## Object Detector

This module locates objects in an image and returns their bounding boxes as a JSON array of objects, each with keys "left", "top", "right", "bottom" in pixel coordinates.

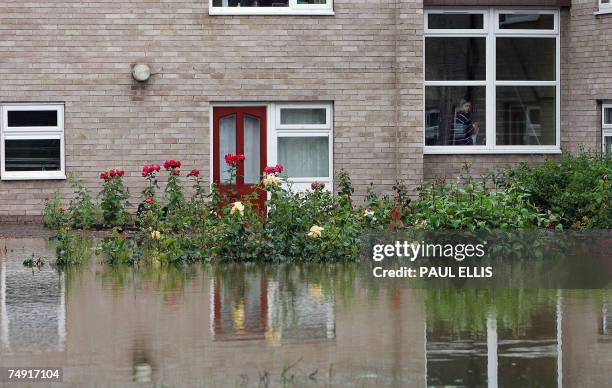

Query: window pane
[
  {"left": 604, "top": 108, "right": 612, "bottom": 125},
  {"left": 219, "top": 114, "right": 236, "bottom": 182},
  {"left": 280, "top": 108, "right": 326, "bottom": 125},
  {"left": 496, "top": 86, "right": 556, "bottom": 146},
  {"left": 426, "top": 37, "right": 486, "bottom": 81},
  {"left": 243, "top": 114, "right": 261, "bottom": 184},
  {"left": 212, "top": 0, "right": 288, "bottom": 7},
  {"left": 499, "top": 14, "right": 555, "bottom": 30},
  {"left": 7, "top": 110, "right": 58, "bottom": 127},
  {"left": 278, "top": 137, "right": 329, "bottom": 178},
  {"left": 297, "top": 0, "right": 327, "bottom": 4},
  {"left": 425, "top": 86, "right": 486, "bottom": 146},
  {"left": 428, "top": 14, "right": 484, "bottom": 29},
  {"left": 497, "top": 38, "right": 556, "bottom": 81},
  {"left": 605, "top": 136, "right": 612, "bottom": 155},
  {"left": 4, "top": 139, "right": 61, "bottom": 171}
]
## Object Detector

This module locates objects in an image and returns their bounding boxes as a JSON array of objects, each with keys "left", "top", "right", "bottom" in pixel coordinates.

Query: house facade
[{"left": 0, "top": 0, "right": 610, "bottom": 220}]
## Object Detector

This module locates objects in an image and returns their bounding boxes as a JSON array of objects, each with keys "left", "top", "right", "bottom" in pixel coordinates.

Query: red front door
[{"left": 213, "top": 107, "right": 267, "bottom": 210}]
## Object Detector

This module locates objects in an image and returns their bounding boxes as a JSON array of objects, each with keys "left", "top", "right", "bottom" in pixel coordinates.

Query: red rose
[
  {"left": 152, "top": 164, "right": 160, "bottom": 172},
  {"left": 100, "top": 172, "right": 109, "bottom": 180},
  {"left": 118, "top": 170, "right": 125, "bottom": 177},
  {"left": 109, "top": 169, "right": 117, "bottom": 178},
  {"left": 311, "top": 181, "right": 325, "bottom": 190},
  {"left": 188, "top": 169, "right": 200, "bottom": 177},
  {"left": 145, "top": 197, "right": 154, "bottom": 205},
  {"left": 171, "top": 169, "right": 181, "bottom": 175},
  {"left": 225, "top": 154, "right": 245, "bottom": 166},
  {"left": 275, "top": 164, "right": 284, "bottom": 173},
  {"left": 264, "top": 166, "right": 275, "bottom": 174},
  {"left": 142, "top": 165, "right": 152, "bottom": 177}
]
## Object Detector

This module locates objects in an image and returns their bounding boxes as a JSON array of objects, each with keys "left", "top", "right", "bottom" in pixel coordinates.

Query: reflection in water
[
  {"left": 210, "top": 264, "right": 335, "bottom": 343},
  {"left": 0, "top": 237, "right": 610, "bottom": 387},
  {"left": 425, "top": 290, "right": 561, "bottom": 388},
  {"left": 0, "top": 244, "right": 66, "bottom": 354}
]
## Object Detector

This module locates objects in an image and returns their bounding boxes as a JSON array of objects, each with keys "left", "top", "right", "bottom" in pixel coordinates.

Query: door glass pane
[
  {"left": 219, "top": 114, "right": 236, "bottom": 183},
  {"left": 243, "top": 115, "right": 261, "bottom": 184},
  {"left": 428, "top": 13, "right": 484, "bottom": 30},
  {"left": 604, "top": 108, "right": 612, "bottom": 125},
  {"left": 7, "top": 110, "right": 58, "bottom": 127},
  {"left": 499, "top": 14, "right": 555, "bottom": 30},
  {"left": 497, "top": 38, "right": 556, "bottom": 81},
  {"left": 426, "top": 37, "right": 486, "bottom": 81},
  {"left": 425, "top": 86, "right": 486, "bottom": 146},
  {"left": 211, "top": 0, "right": 288, "bottom": 7},
  {"left": 605, "top": 136, "right": 612, "bottom": 155},
  {"left": 280, "top": 108, "right": 326, "bottom": 125},
  {"left": 496, "top": 86, "right": 556, "bottom": 146},
  {"left": 278, "top": 137, "right": 329, "bottom": 178},
  {"left": 4, "top": 139, "right": 61, "bottom": 171}
]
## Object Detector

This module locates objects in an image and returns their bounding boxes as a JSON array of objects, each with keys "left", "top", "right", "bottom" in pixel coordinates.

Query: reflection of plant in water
[
  {"left": 97, "top": 262, "right": 198, "bottom": 300},
  {"left": 424, "top": 289, "right": 558, "bottom": 339}
]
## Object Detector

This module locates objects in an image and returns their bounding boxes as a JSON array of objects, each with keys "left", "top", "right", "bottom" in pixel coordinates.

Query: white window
[
  {"left": 0, "top": 104, "right": 65, "bottom": 180},
  {"left": 209, "top": 0, "right": 333, "bottom": 16},
  {"left": 272, "top": 103, "right": 333, "bottom": 191},
  {"left": 603, "top": 104, "right": 612, "bottom": 155},
  {"left": 424, "top": 9, "right": 560, "bottom": 154},
  {"left": 599, "top": 0, "right": 612, "bottom": 14}
]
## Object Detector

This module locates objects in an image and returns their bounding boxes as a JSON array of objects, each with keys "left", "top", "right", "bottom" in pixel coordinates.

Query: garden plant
[{"left": 42, "top": 153, "right": 611, "bottom": 266}]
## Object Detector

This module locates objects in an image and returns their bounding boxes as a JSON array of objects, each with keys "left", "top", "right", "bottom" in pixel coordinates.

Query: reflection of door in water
[{"left": 212, "top": 107, "right": 267, "bottom": 210}]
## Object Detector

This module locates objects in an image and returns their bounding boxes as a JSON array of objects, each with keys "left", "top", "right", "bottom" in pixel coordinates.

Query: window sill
[
  {"left": 209, "top": 8, "right": 334, "bottom": 16},
  {"left": 594, "top": 9, "right": 612, "bottom": 16},
  {"left": 1, "top": 172, "right": 66, "bottom": 181},
  {"left": 424, "top": 147, "right": 562, "bottom": 155}
]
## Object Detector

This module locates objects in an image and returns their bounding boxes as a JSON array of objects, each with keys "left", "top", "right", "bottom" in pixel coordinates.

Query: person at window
[{"left": 452, "top": 99, "right": 480, "bottom": 145}]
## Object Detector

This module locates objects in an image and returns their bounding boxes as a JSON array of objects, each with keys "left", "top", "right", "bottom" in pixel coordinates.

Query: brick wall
[
  {"left": 0, "top": 1, "right": 608, "bottom": 219},
  {"left": 0, "top": 0, "right": 424, "bottom": 219}
]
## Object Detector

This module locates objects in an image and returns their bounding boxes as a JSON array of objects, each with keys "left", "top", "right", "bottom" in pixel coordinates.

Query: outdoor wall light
[{"left": 132, "top": 64, "right": 151, "bottom": 82}]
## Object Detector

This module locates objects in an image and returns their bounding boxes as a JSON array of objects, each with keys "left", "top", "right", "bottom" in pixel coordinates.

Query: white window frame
[
  {"left": 0, "top": 104, "right": 66, "bottom": 180},
  {"left": 603, "top": 103, "right": 612, "bottom": 154},
  {"left": 423, "top": 8, "right": 561, "bottom": 155},
  {"left": 597, "top": 0, "right": 612, "bottom": 15},
  {"left": 209, "top": 102, "right": 333, "bottom": 191},
  {"left": 209, "top": 0, "right": 334, "bottom": 16}
]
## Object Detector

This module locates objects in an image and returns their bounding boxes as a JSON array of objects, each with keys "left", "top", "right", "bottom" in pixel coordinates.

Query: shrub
[
  {"left": 43, "top": 191, "right": 69, "bottom": 229},
  {"left": 67, "top": 174, "right": 100, "bottom": 229},
  {"left": 506, "top": 153, "right": 612, "bottom": 228},
  {"left": 53, "top": 227, "right": 94, "bottom": 266},
  {"left": 413, "top": 174, "right": 554, "bottom": 230},
  {"left": 98, "top": 169, "right": 130, "bottom": 226}
]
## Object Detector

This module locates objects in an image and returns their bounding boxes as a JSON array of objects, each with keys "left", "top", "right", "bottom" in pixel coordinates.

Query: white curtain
[
  {"left": 219, "top": 114, "right": 236, "bottom": 182},
  {"left": 243, "top": 115, "right": 260, "bottom": 184},
  {"left": 278, "top": 137, "right": 329, "bottom": 178}
]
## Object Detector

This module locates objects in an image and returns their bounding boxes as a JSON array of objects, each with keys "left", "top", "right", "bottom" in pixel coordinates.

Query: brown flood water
[{"left": 0, "top": 237, "right": 611, "bottom": 387}]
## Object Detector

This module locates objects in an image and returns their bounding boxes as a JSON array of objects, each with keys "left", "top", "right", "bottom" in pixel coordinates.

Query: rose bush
[{"left": 46, "top": 153, "right": 609, "bottom": 265}]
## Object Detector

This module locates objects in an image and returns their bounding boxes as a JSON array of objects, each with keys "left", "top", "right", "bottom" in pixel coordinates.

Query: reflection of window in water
[
  {"left": 602, "top": 302, "right": 612, "bottom": 335},
  {"left": 425, "top": 290, "right": 561, "bottom": 388},
  {"left": 0, "top": 257, "right": 66, "bottom": 352},
  {"left": 210, "top": 271, "right": 335, "bottom": 342}
]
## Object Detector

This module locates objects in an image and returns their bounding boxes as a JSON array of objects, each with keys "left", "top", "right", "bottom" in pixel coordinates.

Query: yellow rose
[
  {"left": 230, "top": 201, "right": 245, "bottom": 216},
  {"left": 307, "top": 225, "right": 324, "bottom": 239},
  {"left": 262, "top": 174, "right": 281, "bottom": 188}
]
